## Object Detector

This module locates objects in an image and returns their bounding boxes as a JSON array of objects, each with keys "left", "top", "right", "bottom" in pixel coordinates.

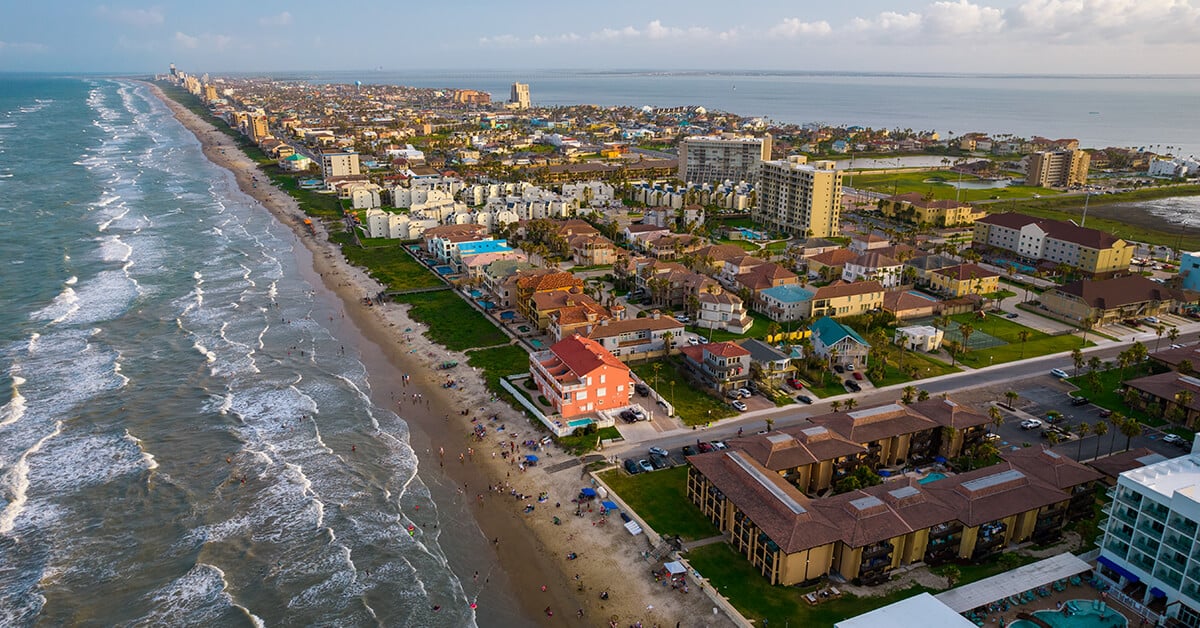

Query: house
[
  {"left": 587, "top": 313, "right": 684, "bottom": 360},
  {"left": 280, "top": 153, "right": 312, "bottom": 172},
  {"left": 735, "top": 262, "right": 801, "bottom": 300},
  {"left": 904, "top": 254, "right": 961, "bottom": 286},
  {"left": 1039, "top": 275, "right": 1178, "bottom": 326},
  {"left": 692, "top": 243, "right": 759, "bottom": 274},
  {"left": 623, "top": 224, "right": 671, "bottom": 249},
  {"left": 569, "top": 233, "right": 618, "bottom": 267},
  {"left": 529, "top": 335, "right": 632, "bottom": 419},
  {"left": 697, "top": 290, "right": 754, "bottom": 334},
  {"left": 842, "top": 252, "right": 903, "bottom": 288},
  {"left": 882, "top": 290, "right": 940, "bottom": 321},
  {"left": 516, "top": 271, "right": 585, "bottom": 322},
  {"left": 679, "top": 341, "right": 752, "bottom": 393},
  {"left": 740, "top": 338, "right": 795, "bottom": 388},
  {"left": 758, "top": 285, "right": 814, "bottom": 322},
  {"left": 894, "top": 325, "right": 944, "bottom": 352},
  {"left": 720, "top": 255, "right": 768, "bottom": 287},
  {"left": 972, "top": 213, "right": 1133, "bottom": 279},
  {"left": 811, "top": 281, "right": 885, "bottom": 319},
  {"left": 849, "top": 233, "right": 891, "bottom": 254},
  {"left": 809, "top": 316, "right": 870, "bottom": 369},
  {"left": 482, "top": 260, "right": 537, "bottom": 308},
  {"left": 644, "top": 233, "right": 704, "bottom": 260},
  {"left": 531, "top": 288, "right": 607, "bottom": 332},
  {"left": 807, "top": 248, "right": 859, "bottom": 281},
  {"left": 927, "top": 263, "right": 1000, "bottom": 298},
  {"left": 879, "top": 193, "right": 986, "bottom": 228}
]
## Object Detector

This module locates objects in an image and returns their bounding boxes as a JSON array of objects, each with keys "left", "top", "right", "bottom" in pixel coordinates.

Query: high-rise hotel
[{"left": 754, "top": 156, "right": 842, "bottom": 239}]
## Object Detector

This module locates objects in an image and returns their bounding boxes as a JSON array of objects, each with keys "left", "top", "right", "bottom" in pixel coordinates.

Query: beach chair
[{"left": 1069, "top": 575, "right": 1082, "bottom": 586}]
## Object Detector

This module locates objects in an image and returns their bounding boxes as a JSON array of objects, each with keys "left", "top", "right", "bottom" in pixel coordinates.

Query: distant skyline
[{"left": 2, "top": 0, "right": 1199, "bottom": 75}]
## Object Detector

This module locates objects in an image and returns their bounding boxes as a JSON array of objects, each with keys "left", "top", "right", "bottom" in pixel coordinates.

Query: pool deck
[{"left": 973, "top": 586, "right": 1138, "bottom": 627}]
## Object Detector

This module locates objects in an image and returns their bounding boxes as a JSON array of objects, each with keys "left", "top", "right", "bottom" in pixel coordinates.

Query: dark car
[
  {"left": 681, "top": 445, "right": 696, "bottom": 456},
  {"left": 623, "top": 459, "right": 641, "bottom": 475},
  {"left": 1069, "top": 396, "right": 1090, "bottom": 406},
  {"left": 1098, "top": 408, "right": 1113, "bottom": 418},
  {"left": 1005, "top": 312, "right": 1019, "bottom": 319},
  {"left": 620, "top": 409, "right": 637, "bottom": 423},
  {"left": 697, "top": 442, "right": 714, "bottom": 453},
  {"left": 834, "top": 364, "right": 846, "bottom": 374},
  {"left": 845, "top": 379, "right": 862, "bottom": 392},
  {"left": 797, "top": 395, "right": 814, "bottom": 404},
  {"left": 853, "top": 371, "right": 863, "bottom": 381},
  {"left": 634, "top": 383, "right": 650, "bottom": 396},
  {"left": 649, "top": 454, "right": 669, "bottom": 470}
]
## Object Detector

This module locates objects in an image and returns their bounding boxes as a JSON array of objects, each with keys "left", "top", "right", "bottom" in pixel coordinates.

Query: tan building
[
  {"left": 1026, "top": 149, "right": 1090, "bottom": 188},
  {"left": 879, "top": 193, "right": 986, "bottom": 228},
  {"left": 515, "top": 271, "right": 584, "bottom": 323},
  {"left": 1039, "top": 275, "right": 1177, "bottom": 326},
  {"left": 810, "top": 280, "right": 885, "bottom": 319},
  {"left": 755, "top": 156, "right": 842, "bottom": 238},
  {"left": 973, "top": 213, "right": 1133, "bottom": 278},
  {"left": 927, "top": 263, "right": 1000, "bottom": 298},
  {"left": 510, "top": 82, "right": 531, "bottom": 109},
  {"left": 678, "top": 134, "right": 773, "bottom": 185}
]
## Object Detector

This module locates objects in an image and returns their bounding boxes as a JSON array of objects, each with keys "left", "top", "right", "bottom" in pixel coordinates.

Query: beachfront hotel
[
  {"left": 754, "top": 155, "right": 842, "bottom": 239},
  {"left": 1096, "top": 439, "right": 1200, "bottom": 625},
  {"left": 971, "top": 213, "right": 1134, "bottom": 278},
  {"left": 1025, "top": 149, "right": 1090, "bottom": 188},
  {"left": 677, "top": 134, "right": 773, "bottom": 185}
]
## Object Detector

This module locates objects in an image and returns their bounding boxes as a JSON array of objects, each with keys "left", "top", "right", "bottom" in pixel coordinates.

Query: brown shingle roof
[
  {"left": 1001, "top": 446, "right": 1104, "bottom": 491},
  {"left": 810, "top": 249, "right": 858, "bottom": 266},
  {"left": 934, "top": 263, "right": 1000, "bottom": 281},
  {"left": 586, "top": 315, "right": 684, "bottom": 339},
  {"left": 813, "top": 280, "right": 885, "bottom": 300},
  {"left": 517, "top": 271, "right": 584, "bottom": 292},
  {"left": 906, "top": 397, "right": 992, "bottom": 430},
  {"left": 1053, "top": 275, "right": 1174, "bottom": 310},
  {"left": 1087, "top": 448, "right": 1167, "bottom": 481},
  {"left": 922, "top": 463, "right": 1067, "bottom": 527},
  {"left": 808, "top": 403, "right": 938, "bottom": 444},
  {"left": 705, "top": 341, "right": 751, "bottom": 358},
  {"left": 977, "top": 213, "right": 1122, "bottom": 249}
]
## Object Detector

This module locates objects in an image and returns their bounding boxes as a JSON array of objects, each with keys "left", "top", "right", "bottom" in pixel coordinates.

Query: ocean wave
[
  {"left": 29, "top": 283, "right": 79, "bottom": 324},
  {"left": 0, "top": 374, "right": 26, "bottom": 428},
  {"left": 127, "top": 563, "right": 265, "bottom": 628},
  {"left": 55, "top": 269, "right": 138, "bottom": 326},
  {"left": 0, "top": 420, "right": 63, "bottom": 535}
]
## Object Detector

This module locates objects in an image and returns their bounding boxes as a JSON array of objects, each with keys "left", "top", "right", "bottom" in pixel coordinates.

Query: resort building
[
  {"left": 528, "top": 335, "right": 631, "bottom": 419},
  {"left": 1120, "top": 371, "right": 1200, "bottom": 429},
  {"left": 510, "top": 82, "right": 531, "bottom": 109},
  {"left": 679, "top": 341, "right": 752, "bottom": 394},
  {"left": 1025, "top": 149, "right": 1090, "bottom": 188},
  {"left": 1039, "top": 275, "right": 1177, "bottom": 326},
  {"left": 755, "top": 156, "right": 842, "bottom": 238},
  {"left": 810, "top": 281, "right": 885, "bottom": 319},
  {"left": 972, "top": 213, "right": 1133, "bottom": 278},
  {"left": 1096, "top": 439, "right": 1200, "bottom": 625},
  {"left": 321, "top": 151, "right": 361, "bottom": 178},
  {"left": 1181, "top": 252, "right": 1200, "bottom": 293},
  {"left": 879, "top": 193, "right": 986, "bottom": 228},
  {"left": 927, "top": 263, "right": 1000, "bottom": 298},
  {"left": 677, "top": 134, "right": 773, "bottom": 185}
]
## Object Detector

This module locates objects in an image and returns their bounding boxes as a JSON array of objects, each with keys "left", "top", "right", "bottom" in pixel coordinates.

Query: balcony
[
  {"left": 1113, "top": 508, "right": 1139, "bottom": 527},
  {"left": 860, "top": 557, "right": 891, "bottom": 575},
  {"left": 930, "top": 523, "right": 963, "bottom": 539},
  {"left": 1144, "top": 504, "right": 1170, "bottom": 523},
  {"left": 1165, "top": 534, "right": 1193, "bottom": 554},
  {"left": 861, "top": 543, "right": 894, "bottom": 560},
  {"left": 979, "top": 521, "right": 1008, "bottom": 537},
  {"left": 1169, "top": 516, "right": 1199, "bottom": 537},
  {"left": 925, "top": 543, "right": 959, "bottom": 564},
  {"left": 975, "top": 533, "right": 1005, "bottom": 551}
]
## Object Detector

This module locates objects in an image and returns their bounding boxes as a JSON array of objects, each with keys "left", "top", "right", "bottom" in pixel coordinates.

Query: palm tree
[
  {"left": 662, "top": 331, "right": 674, "bottom": 351},
  {"left": 831, "top": 400, "right": 842, "bottom": 412},
  {"left": 1087, "top": 356, "right": 1102, "bottom": 373},
  {"left": 1071, "top": 348, "right": 1084, "bottom": 377},
  {"left": 1174, "top": 389, "right": 1194, "bottom": 426},
  {"left": 1118, "top": 416, "right": 1142, "bottom": 452},
  {"left": 917, "top": 389, "right": 931, "bottom": 401},
  {"left": 1169, "top": 326, "right": 1180, "bottom": 346},
  {"left": 988, "top": 406, "right": 1003, "bottom": 433},
  {"left": 1046, "top": 431, "right": 1062, "bottom": 446},
  {"left": 901, "top": 385, "right": 917, "bottom": 405},
  {"left": 1155, "top": 325, "right": 1166, "bottom": 352},
  {"left": 1004, "top": 390, "right": 1019, "bottom": 409},
  {"left": 845, "top": 398, "right": 858, "bottom": 410},
  {"left": 765, "top": 418, "right": 775, "bottom": 432},
  {"left": 957, "top": 323, "right": 975, "bottom": 359},
  {"left": 1077, "top": 422, "right": 1091, "bottom": 459},
  {"left": 1093, "top": 421, "right": 1108, "bottom": 459},
  {"left": 651, "top": 362, "right": 662, "bottom": 391},
  {"left": 1017, "top": 330, "right": 1032, "bottom": 359}
]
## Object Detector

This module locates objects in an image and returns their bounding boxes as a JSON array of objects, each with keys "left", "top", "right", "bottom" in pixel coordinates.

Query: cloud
[
  {"left": 0, "top": 40, "right": 48, "bottom": 53},
  {"left": 173, "top": 31, "right": 231, "bottom": 51},
  {"left": 480, "top": 20, "right": 737, "bottom": 47},
  {"left": 258, "top": 11, "right": 292, "bottom": 27},
  {"left": 95, "top": 5, "right": 165, "bottom": 28},
  {"left": 768, "top": 18, "right": 833, "bottom": 39}
]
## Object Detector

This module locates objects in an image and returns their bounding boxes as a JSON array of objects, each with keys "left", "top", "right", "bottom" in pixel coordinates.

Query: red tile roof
[{"left": 548, "top": 335, "right": 627, "bottom": 377}]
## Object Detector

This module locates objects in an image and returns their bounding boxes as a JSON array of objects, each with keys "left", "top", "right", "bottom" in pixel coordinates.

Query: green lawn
[
  {"left": 765, "top": 240, "right": 791, "bottom": 252},
  {"left": 1066, "top": 363, "right": 1168, "bottom": 427},
  {"left": 569, "top": 263, "right": 613, "bottom": 272},
  {"left": 714, "top": 217, "right": 756, "bottom": 229},
  {"left": 598, "top": 466, "right": 719, "bottom": 540},
  {"left": 687, "top": 543, "right": 932, "bottom": 626},
  {"left": 396, "top": 291, "right": 508, "bottom": 351},
  {"left": 871, "top": 351, "right": 959, "bottom": 387},
  {"left": 693, "top": 310, "right": 776, "bottom": 343},
  {"left": 466, "top": 344, "right": 530, "bottom": 396},
  {"left": 852, "top": 171, "right": 1060, "bottom": 203},
  {"left": 558, "top": 426, "right": 620, "bottom": 455},
  {"left": 715, "top": 238, "right": 760, "bottom": 252},
  {"left": 630, "top": 359, "right": 736, "bottom": 426},
  {"left": 329, "top": 233, "right": 444, "bottom": 292},
  {"left": 930, "top": 554, "right": 1037, "bottom": 588},
  {"left": 945, "top": 313, "right": 1089, "bottom": 368},
  {"left": 265, "top": 167, "right": 344, "bottom": 219},
  {"left": 805, "top": 370, "right": 853, "bottom": 399}
]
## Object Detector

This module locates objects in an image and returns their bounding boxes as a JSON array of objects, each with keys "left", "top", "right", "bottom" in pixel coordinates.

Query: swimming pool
[
  {"left": 739, "top": 228, "right": 767, "bottom": 241},
  {"left": 1008, "top": 599, "right": 1126, "bottom": 627},
  {"left": 918, "top": 472, "right": 947, "bottom": 484},
  {"left": 906, "top": 290, "right": 938, "bottom": 302},
  {"left": 530, "top": 339, "right": 544, "bottom": 349},
  {"left": 434, "top": 265, "right": 455, "bottom": 275},
  {"left": 568, "top": 418, "right": 594, "bottom": 428}
]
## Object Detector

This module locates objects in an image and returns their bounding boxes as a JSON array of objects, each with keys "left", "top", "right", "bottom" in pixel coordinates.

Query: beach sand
[{"left": 148, "top": 83, "right": 733, "bottom": 628}]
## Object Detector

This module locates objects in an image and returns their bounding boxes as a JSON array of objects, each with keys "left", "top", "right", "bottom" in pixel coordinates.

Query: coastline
[{"left": 145, "top": 82, "right": 731, "bottom": 627}]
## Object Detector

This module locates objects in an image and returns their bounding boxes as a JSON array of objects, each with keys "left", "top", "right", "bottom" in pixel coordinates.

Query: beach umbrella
[
  {"left": 601, "top": 500, "right": 618, "bottom": 510},
  {"left": 935, "top": 456, "right": 948, "bottom": 464},
  {"left": 525, "top": 454, "right": 538, "bottom": 462},
  {"left": 580, "top": 487, "right": 597, "bottom": 497}
]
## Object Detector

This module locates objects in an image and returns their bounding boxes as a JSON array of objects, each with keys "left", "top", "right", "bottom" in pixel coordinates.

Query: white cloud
[
  {"left": 481, "top": 20, "right": 737, "bottom": 47},
  {"left": 95, "top": 5, "right": 165, "bottom": 28},
  {"left": 768, "top": 18, "right": 833, "bottom": 39},
  {"left": 258, "top": 11, "right": 292, "bottom": 27},
  {"left": 0, "top": 40, "right": 48, "bottom": 53},
  {"left": 173, "top": 31, "right": 231, "bottom": 51}
]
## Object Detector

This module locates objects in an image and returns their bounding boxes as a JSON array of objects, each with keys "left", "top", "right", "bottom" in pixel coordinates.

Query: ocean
[
  {"left": 0, "top": 77, "right": 489, "bottom": 626},
  {"left": 296, "top": 69, "right": 1200, "bottom": 159}
]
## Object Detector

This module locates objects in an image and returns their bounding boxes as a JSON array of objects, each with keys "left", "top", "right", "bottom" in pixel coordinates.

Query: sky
[{"left": 2, "top": 0, "right": 1199, "bottom": 74}]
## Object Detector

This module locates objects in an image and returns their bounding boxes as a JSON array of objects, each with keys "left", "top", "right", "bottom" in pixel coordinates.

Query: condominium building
[
  {"left": 972, "top": 213, "right": 1133, "bottom": 278},
  {"left": 510, "top": 82, "right": 531, "bottom": 109},
  {"left": 246, "top": 114, "right": 270, "bottom": 143},
  {"left": 321, "top": 151, "right": 361, "bottom": 178},
  {"left": 1026, "top": 149, "right": 1090, "bottom": 188},
  {"left": 879, "top": 192, "right": 987, "bottom": 228},
  {"left": 678, "top": 134, "right": 773, "bottom": 185},
  {"left": 755, "top": 156, "right": 842, "bottom": 238},
  {"left": 1096, "top": 440, "right": 1200, "bottom": 625}
]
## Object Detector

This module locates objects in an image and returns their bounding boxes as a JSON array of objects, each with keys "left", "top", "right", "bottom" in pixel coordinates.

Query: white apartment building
[
  {"left": 678, "top": 134, "right": 772, "bottom": 185},
  {"left": 321, "top": 151, "right": 360, "bottom": 178},
  {"left": 755, "top": 156, "right": 842, "bottom": 238},
  {"left": 842, "top": 252, "right": 904, "bottom": 288},
  {"left": 1149, "top": 158, "right": 1200, "bottom": 179},
  {"left": 1097, "top": 441, "right": 1200, "bottom": 626},
  {"left": 697, "top": 291, "right": 753, "bottom": 334}
]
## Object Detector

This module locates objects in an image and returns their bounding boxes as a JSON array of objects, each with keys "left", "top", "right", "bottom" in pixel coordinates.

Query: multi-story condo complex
[
  {"left": 755, "top": 156, "right": 842, "bottom": 238},
  {"left": 1096, "top": 440, "right": 1200, "bottom": 626},
  {"left": 678, "top": 134, "right": 772, "bottom": 185},
  {"left": 973, "top": 213, "right": 1133, "bottom": 278},
  {"left": 879, "top": 193, "right": 986, "bottom": 228},
  {"left": 1026, "top": 149, "right": 1090, "bottom": 188},
  {"left": 321, "top": 151, "right": 361, "bottom": 179},
  {"left": 510, "top": 82, "right": 531, "bottom": 109}
]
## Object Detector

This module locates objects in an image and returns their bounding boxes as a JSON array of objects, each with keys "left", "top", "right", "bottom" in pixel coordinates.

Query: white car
[
  {"left": 688, "top": 337, "right": 700, "bottom": 345},
  {"left": 1143, "top": 316, "right": 1160, "bottom": 324},
  {"left": 731, "top": 400, "right": 747, "bottom": 412},
  {"left": 845, "top": 363, "right": 855, "bottom": 372},
  {"left": 1162, "top": 434, "right": 1187, "bottom": 447},
  {"left": 1050, "top": 368, "right": 1069, "bottom": 379},
  {"left": 736, "top": 388, "right": 753, "bottom": 398},
  {"left": 1021, "top": 419, "right": 1043, "bottom": 430}
]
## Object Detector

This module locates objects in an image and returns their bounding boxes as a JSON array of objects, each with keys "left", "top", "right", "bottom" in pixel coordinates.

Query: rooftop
[{"left": 1121, "top": 447, "right": 1200, "bottom": 502}]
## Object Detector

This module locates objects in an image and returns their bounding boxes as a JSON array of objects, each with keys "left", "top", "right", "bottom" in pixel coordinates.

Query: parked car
[
  {"left": 1005, "top": 312, "right": 1020, "bottom": 319},
  {"left": 624, "top": 459, "right": 641, "bottom": 475},
  {"left": 619, "top": 410, "right": 637, "bottom": 423},
  {"left": 726, "top": 390, "right": 742, "bottom": 400},
  {"left": 786, "top": 378, "right": 803, "bottom": 390},
  {"left": 1069, "top": 396, "right": 1090, "bottom": 406},
  {"left": 637, "top": 459, "right": 655, "bottom": 473},
  {"left": 1163, "top": 434, "right": 1188, "bottom": 447},
  {"left": 676, "top": 315, "right": 690, "bottom": 324},
  {"left": 834, "top": 364, "right": 845, "bottom": 374},
  {"left": 688, "top": 337, "right": 700, "bottom": 345},
  {"left": 634, "top": 383, "right": 650, "bottom": 396},
  {"left": 845, "top": 379, "right": 862, "bottom": 392},
  {"left": 853, "top": 371, "right": 863, "bottom": 381},
  {"left": 681, "top": 445, "right": 696, "bottom": 456},
  {"left": 696, "top": 442, "right": 715, "bottom": 453},
  {"left": 710, "top": 440, "right": 728, "bottom": 450},
  {"left": 1021, "top": 419, "right": 1043, "bottom": 430},
  {"left": 736, "top": 387, "right": 753, "bottom": 399},
  {"left": 1050, "top": 368, "right": 1070, "bottom": 379},
  {"left": 983, "top": 432, "right": 1001, "bottom": 442},
  {"left": 796, "top": 395, "right": 814, "bottom": 404},
  {"left": 1098, "top": 408, "right": 1113, "bottom": 418},
  {"left": 731, "top": 400, "right": 748, "bottom": 412},
  {"left": 649, "top": 454, "right": 669, "bottom": 470},
  {"left": 649, "top": 446, "right": 669, "bottom": 457},
  {"left": 698, "top": 337, "right": 708, "bottom": 344},
  {"left": 632, "top": 407, "right": 647, "bottom": 421},
  {"left": 1143, "top": 316, "right": 1160, "bottom": 325},
  {"left": 845, "top": 363, "right": 855, "bottom": 372}
]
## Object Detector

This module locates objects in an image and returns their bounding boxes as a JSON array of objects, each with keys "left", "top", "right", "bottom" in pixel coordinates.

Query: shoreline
[{"left": 146, "top": 82, "right": 729, "bottom": 627}]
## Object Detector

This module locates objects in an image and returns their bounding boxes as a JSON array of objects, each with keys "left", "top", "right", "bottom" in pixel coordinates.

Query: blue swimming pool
[
  {"left": 530, "top": 339, "right": 544, "bottom": 348},
  {"left": 434, "top": 265, "right": 455, "bottom": 275},
  {"left": 739, "top": 228, "right": 767, "bottom": 241},
  {"left": 906, "top": 290, "right": 938, "bottom": 302},
  {"left": 568, "top": 418, "right": 594, "bottom": 428},
  {"left": 1008, "top": 599, "right": 1126, "bottom": 627},
  {"left": 918, "top": 472, "right": 947, "bottom": 484}
]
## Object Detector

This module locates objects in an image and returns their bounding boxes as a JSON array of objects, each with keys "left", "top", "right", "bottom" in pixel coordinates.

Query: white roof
[
  {"left": 1121, "top": 450, "right": 1200, "bottom": 502},
  {"left": 835, "top": 592, "right": 974, "bottom": 628},
  {"left": 934, "top": 553, "right": 1091, "bottom": 613}
]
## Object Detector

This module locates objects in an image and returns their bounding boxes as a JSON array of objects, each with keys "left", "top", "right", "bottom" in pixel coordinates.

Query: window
[{"left": 576, "top": 390, "right": 587, "bottom": 401}]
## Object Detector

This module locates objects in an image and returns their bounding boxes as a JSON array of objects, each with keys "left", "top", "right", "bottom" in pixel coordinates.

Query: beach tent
[
  {"left": 624, "top": 520, "right": 643, "bottom": 536},
  {"left": 580, "top": 487, "right": 597, "bottom": 497},
  {"left": 524, "top": 455, "right": 539, "bottom": 462},
  {"left": 601, "top": 500, "right": 618, "bottom": 511},
  {"left": 663, "top": 561, "right": 686, "bottom": 575}
]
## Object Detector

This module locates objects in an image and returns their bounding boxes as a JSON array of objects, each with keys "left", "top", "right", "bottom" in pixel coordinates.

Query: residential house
[
  {"left": 879, "top": 193, "right": 986, "bottom": 228},
  {"left": 894, "top": 325, "right": 944, "bottom": 352},
  {"left": 569, "top": 233, "right": 618, "bottom": 267},
  {"left": 697, "top": 290, "right": 754, "bottom": 334},
  {"left": 692, "top": 243, "right": 760, "bottom": 274},
  {"left": 850, "top": 234, "right": 891, "bottom": 254},
  {"left": 842, "top": 252, "right": 904, "bottom": 288},
  {"left": 740, "top": 338, "right": 795, "bottom": 389},
  {"left": 516, "top": 271, "right": 585, "bottom": 322},
  {"left": 811, "top": 281, "right": 885, "bottom": 319},
  {"left": 735, "top": 262, "right": 801, "bottom": 303},
  {"left": 809, "top": 316, "right": 870, "bottom": 369},
  {"left": 529, "top": 335, "right": 632, "bottom": 419},
  {"left": 882, "top": 290, "right": 941, "bottom": 321},
  {"left": 904, "top": 254, "right": 962, "bottom": 286},
  {"left": 679, "top": 341, "right": 752, "bottom": 393},
  {"left": 1039, "top": 275, "right": 1178, "bottom": 325},
  {"left": 720, "top": 255, "right": 768, "bottom": 287},
  {"left": 482, "top": 260, "right": 537, "bottom": 308},
  {"left": 758, "top": 285, "right": 815, "bottom": 322},
  {"left": 623, "top": 224, "right": 671, "bottom": 249},
  {"left": 644, "top": 233, "right": 705, "bottom": 261},
  {"left": 927, "top": 263, "right": 1000, "bottom": 298},
  {"left": 587, "top": 313, "right": 685, "bottom": 360},
  {"left": 532, "top": 288, "right": 608, "bottom": 332},
  {"left": 807, "top": 249, "right": 859, "bottom": 281},
  {"left": 972, "top": 213, "right": 1133, "bottom": 279}
]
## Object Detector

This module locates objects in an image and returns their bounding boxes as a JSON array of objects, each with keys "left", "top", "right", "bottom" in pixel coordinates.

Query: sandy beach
[{"left": 147, "top": 83, "right": 732, "bottom": 628}]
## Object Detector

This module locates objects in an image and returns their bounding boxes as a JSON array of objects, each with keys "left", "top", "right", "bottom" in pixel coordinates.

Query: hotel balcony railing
[
  {"left": 1110, "top": 526, "right": 1133, "bottom": 543},
  {"left": 861, "top": 543, "right": 894, "bottom": 560},
  {"left": 1113, "top": 508, "right": 1139, "bottom": 526},
  {"left": 1144, "top": 505, "right": 1170, "bottom": 523},
  {"left": 1035, "top": 516, "right": 1062, "bottom": 531},
  {"left": 860, "top": 557, "right": 891, "bottom": 574},
  {"left": 975, "top": 534, "right": 1005, "bottom": 551},
  {"left": 930, "top": 523, "right": 962, "bottom": 539},
  {"left": 1165, "top": 534, "right": 1193, "bottom": 554},
  {"left": 1155, "top": 566, "right": 1183, "bottom": 590},
  {"left": 1169, "top": 516, "right": 1198, "bottom": 537}
]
